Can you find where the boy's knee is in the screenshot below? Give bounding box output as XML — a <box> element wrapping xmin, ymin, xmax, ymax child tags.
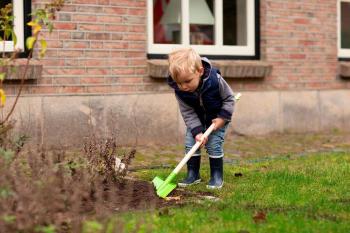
<box><xmin>205</xmin><ymin>142</ymin><xmax>223</xmax><ymax>158</ymax></box>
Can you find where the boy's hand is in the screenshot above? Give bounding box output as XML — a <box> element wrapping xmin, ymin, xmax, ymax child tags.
<box><xmin>195</xmin><ymin>133</ymin><xmax>208</xmax><ymax>147</ymax></box>
<box><xmin>212</xmin><ymin>118</ymin><xmax>225</xmax><ymax>130</ymax></box>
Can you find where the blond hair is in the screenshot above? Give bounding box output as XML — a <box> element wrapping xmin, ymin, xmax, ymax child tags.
<box><xmin>168</xmin><ymin>47</ymin><xmax>202</xmax><ymax>81</ymax></box>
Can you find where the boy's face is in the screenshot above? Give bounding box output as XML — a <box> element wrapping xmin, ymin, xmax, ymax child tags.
<box><xmin>175</xmin><ymin>67</ymin><xmax>204</xmax><ymax>92</ymax></box>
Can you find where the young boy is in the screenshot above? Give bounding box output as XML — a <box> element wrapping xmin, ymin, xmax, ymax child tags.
<box><xmin>167</xmin><ymin>47</ymin><xmax>235</xmax><ymax>189</ymax></box>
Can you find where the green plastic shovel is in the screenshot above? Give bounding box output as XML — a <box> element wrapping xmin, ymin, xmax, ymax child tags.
<box><xmin>152</xmin><ymin>123</ymin><xmax>216</xmax><ymax>198</ymax></box>
<box><xmin>152</xmin><ymin>93</ymin><xmax>242</xmax><ymax>198</ymax></box>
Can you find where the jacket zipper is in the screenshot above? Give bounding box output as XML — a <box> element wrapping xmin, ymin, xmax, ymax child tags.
<box><xmin>199</xmin><ymin>93</ymin><xmax>207</xmax><ymax>126</ymax></box>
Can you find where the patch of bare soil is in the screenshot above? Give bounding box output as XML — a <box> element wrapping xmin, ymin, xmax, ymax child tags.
<box><xmin>93</xmin><ymin>178</ymin><xmax>201</xmax><ymax>213</ymax></box>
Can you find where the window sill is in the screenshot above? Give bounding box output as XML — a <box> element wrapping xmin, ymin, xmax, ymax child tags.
<box><xmin>148</xmin><ymin>60</ymin><xmax>272</xmax><ymax>79</ymax></box>
<box><xmin>339</xmin><ymin>62</ymin><xmax>350</xmax><ymax>79</ymax></box>
<box><xmin>0</xmin><ymin>59</ymin><xmax>42</xmax><ymax>81</ymax></box>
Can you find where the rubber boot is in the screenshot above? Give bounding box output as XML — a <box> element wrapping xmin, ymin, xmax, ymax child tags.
<box><xmin>207</xmin><ymin>157</ymin><xmax>223</xmax><ymax>189</ymax></box>
<box><xmin>178</xmin><ymin>156</ymin><xmax>201</xmax><ymax>187</ymax></box>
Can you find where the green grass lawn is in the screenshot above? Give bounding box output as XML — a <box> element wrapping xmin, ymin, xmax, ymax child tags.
<box><xmin>114</xmin><ymin>151</ymin><xmax>350</xmax><ymax>233</ymax></box>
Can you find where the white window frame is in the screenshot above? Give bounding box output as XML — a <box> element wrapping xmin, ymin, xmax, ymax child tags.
<box><xmin>338</xmin><ymin>0</ymin><xmax>350</xmax><ymax>58</ymax></box>
<box><xmin>0</xmin><ymin>0</ymin><xmax>25</xmax><ymax>52</ymax></box>
<box><xmin>147</xmin><ymin>0</ymin><xmax>256</xmax><ymax>56</ymax></box>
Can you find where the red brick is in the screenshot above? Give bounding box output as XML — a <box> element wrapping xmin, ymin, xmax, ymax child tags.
<box><xmin>37</xmin><ymin>77</ymin><xmax>53</xmax><ymax>85</ymax></box>
<box><xmin>72</xmin><ymin>0</ymin><xmax>97</xmax><ymax>4</ymax></box>
<box><xmin>57</xmin><ymin>50</ymin><xmax>84</xmax><ymax>57</ymax></box>
<box><xmin>129</xmin><ymin>59</ymin><xmax>146</xmax><ymax>66</ymax></box>
<box><xmin>111</xmin><ymin>68</ymin><xmax>135</xmax><ymax>75</ymax></box>
<box><xmin>63</xmin><ymin>41</ymin><xmax>89</xmax><ymax>49</ymax></box>
<box><xmin>46</xmin><ymin>68</ymin><xmax>86</xmax><ymax>76</ymax></box>
<box><xmin>86</xmin><ymin>85</ymin><xmax>112</xmax><ymax>93</ymax></box>
<box><xmin>128</xmin><ymin>25</ymin><xmax>146</xmax><ymax>33</ymax></box>
<box><xmin>61</xmin><ymin>5</ymin><xmax>77</xmax><ymax>12</ymax></box>
<box><xmin>44</xmin><ymin>40</ymin><xmax>63</xmax><ymax>48</ymax></box>
<box><xmin>41</xmin><ymin>59</ymin><xmax>65</xmax><ymax>66</ymax></box>
<box><xmin>76</xmin><ymin>6</ymin><xmax>104</xmax><ymax>13</ymax></box>
<box><xmin>103</xmin><ymin>7</ymin><xmax>128</xmax><ymax>15</ymax></box>
<box><xmin>80</xmin><ymin>77</ymin><xmax>105</xmax><ymax>84</ymax></box>
<box><xmin>123</xmin><ymin>33</ymin><xmax>146</xmax><ymax>41</ymax></box>
<box><xmin>105</xmin><ymin>25</ymin><xmax>128</xmax><ymax>32</ymax></box>
<box><xmin>97</xmin><ymin>15</ymin><xmax>122</xmax><ymax>23</ymax></box>
<box><xmin>86</xmin><ymin>33</ymin><xmax>111</xmax><ymax>40</ymax></box>
<box><xmin>128</xmin><ymin>43</ymin><xmax>146</xmax><ymax>50</ymax></box>
<box><xmin>124</xmin><ymin>52</ymin><xmax>145</xmax><ymax>58</ymax></box>
<box><xmin>294</xmin><ymin>18</ymin><xmax>310</xmax><ymax>24</ymax></box>
<box><xmin>90</xmin><ymin>42</ymin><xmax>104</xmax><ymax>49</ymax></box>
<box><xmin>122</xmin><ymin>16</ymin><xmax>145</xmax><ymax>24</ymax></box>
<box><xmin>84</xmin><ymin>51</ymin><xmax>110</xmax><ymax>58</ymax></box>
<box><xmin>117</xmin><ymin>77</ymin><xmax>142</xmax><ymax>84</ymax></box>
<box><xmin>135</xmin><ymin>68</ymin><xmax>147</xmax><ymax>75</ymax></box>
<box><xmin>53</xmin><ymin>22</ymin><xmax>77</xmax><ymax>30</ymax></box>
<box><xmin>72</xmin><ymin>14</ymin><xmax>98</xmax><ymax>22</ymax></box>
<box><xmin>109</xmin><ymin>0</ymin><xmax>146</xmax><ymax>7</ymax></box>
<box><xmin>289</xmin><ymin>54</ymin><xmax>306</xmax><ymax>59</ymax></box>
<box><xmin>53</xmin><ymin>77</ymin><xmax>80</xmax><ymax>85</ymax></box>
<box><xmin>128</xmin><ymin>8</ymin><xmax>146</xmax><ymax>15</ymax></box>
<box><xmin>59</xmin><ymin>32</ymin><xmax>71</xmax><ymax>39</ymax></box>
<box><xmin>31</xmin><ymin>86</ymin><xmax>58</xmax><ymax>94</ymax></box>
<box><xmin>79</xmin><ymin>24</ymin><xmax>105</xmax><ymax>32</ymax></box>
<box><xmin>86</xmin><ymin>68</ymin><xmax>109</xmax><ymax>75</ymax></box>
<box><xmin>103</xmin><ymin>42</ymin><xmax>128</xmax><ymax>49</ymax></box>
<box><xmin>98</xmin><ymin>0</ymin><xmax>109</xmax><ymax>5</ymax></box>
<box><xmin>107</xmin><ymin>59</ymin><xmax>129</xmax><ymax>66</ymax></box>
<box><xmin>110</xmin><ymin>85</ymin><xmax>137</xmax><ymax>93</ymax></box>
<box><xmin>59</xmin><ymin>86</ymin><xmax>86</xmax><ymax>94</ymax></box>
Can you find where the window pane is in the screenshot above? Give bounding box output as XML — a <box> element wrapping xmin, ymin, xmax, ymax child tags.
<box><xmin>190</xmin><ymin>0</ymin><xmax>214</xmax><ymax>45</ymax></box>
<box><xmin>153</xmin><ymin>0</ymin><xmax>181</xmax><ymax>44</ymax></box>
<box><xmin>223</xmin><ymin>0</ymin><xmax>247</xmax><ymax>46</ymax></box>
<box><xmin>341</xmin><ymin>2</ymin><xmax>350</xmax><ymax>49</ymax></box>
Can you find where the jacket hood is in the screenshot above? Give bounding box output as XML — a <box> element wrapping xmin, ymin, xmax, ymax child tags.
<box><xmin>167</xmin><ymin>57</ymin><xmax>212</xmax><ymax>90</ymax></box>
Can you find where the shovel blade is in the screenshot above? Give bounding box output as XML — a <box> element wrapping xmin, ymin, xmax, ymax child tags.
<box><xmin>152</xmin><ymin>176</ymin><xmax>177</xmax><ymax>198</ymax></box>
<box><xmin>156</xmin><ymin>182</ymin><xmax>177</xmax><ymax>198</ymax></box>
<box><xmin>152</xmin><ymin>176</ymin><xmax>164</xmax><ymax>190</ymax></box>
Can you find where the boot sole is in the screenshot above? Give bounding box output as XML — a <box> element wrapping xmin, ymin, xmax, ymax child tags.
<box><xmin>178</xmin><ymin>179</ymin><xmax>201</xmax><ymax>187</ymax></box>
<box><xmin>206</xmin><ymin>182</ymin><xmax>224</xmax><ymax>190</ymax></box>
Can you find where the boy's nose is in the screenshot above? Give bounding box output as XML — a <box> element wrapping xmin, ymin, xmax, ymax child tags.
<box><xmin>179</xmin><ymin>83</ymin><xmax>188</xmax><ymax>91</ymax></box>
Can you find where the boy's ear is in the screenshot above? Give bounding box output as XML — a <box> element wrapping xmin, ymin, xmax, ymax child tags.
<box><xmin>198</xmin><ymin>66</ymin><xmax>204</xmax><ymax>75</ymax></box>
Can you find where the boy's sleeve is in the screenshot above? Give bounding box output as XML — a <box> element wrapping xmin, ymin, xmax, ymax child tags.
<box><xmin>175</xmin><ymin>94</ymin><xmax>204</xmax><ymax>137</ymax></box>
<box><xmin>217</xmin><ymin>73</ymin><xmax>235</xmax><ymax>121</ymax></box>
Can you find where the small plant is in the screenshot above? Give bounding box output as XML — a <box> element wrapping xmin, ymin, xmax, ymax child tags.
<box><xmin>84</xmin><ymin>134</ymin><xmax>136</xmax><ymax>183</ymax></box>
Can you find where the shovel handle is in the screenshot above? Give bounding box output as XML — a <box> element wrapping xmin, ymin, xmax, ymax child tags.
<box><xmin>173</xmin><ymin>123</ymin><xmax>216</xmax><ymax>174</ymax></box>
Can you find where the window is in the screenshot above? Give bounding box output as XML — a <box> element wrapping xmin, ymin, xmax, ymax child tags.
<box><xmin>147</xmin><ymin>0</ymin><xmax>259</xmax><ymax>58</ymax></box>
<box><xmin>339</xmin><ymin>0</ymin><xmax>350</xmax><ymax>58</ymax></box>
<box><xmin>0</xmin><ymin>0</ymin><xmax>31</xmax><ymax>53</ymax></box>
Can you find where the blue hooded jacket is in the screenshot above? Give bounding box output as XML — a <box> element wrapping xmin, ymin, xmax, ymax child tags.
<box><xmin>168</xmin><ymin>58</ymin><xmax>235</xmax><ymax>137</ymax></box>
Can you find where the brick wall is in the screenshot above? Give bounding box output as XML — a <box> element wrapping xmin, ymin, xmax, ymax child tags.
<box><xmin>257</xmin><ymin>0</ymin><xmax>349</xmax><ymax>91</ymax></box>
<box><xmin>4</xmin><ymin>0</ymin><xmax>350</xmax><ymax>95</ymax></box>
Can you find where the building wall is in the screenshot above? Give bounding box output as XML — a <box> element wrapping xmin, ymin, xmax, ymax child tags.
<box><xmin>2</xmin><ymin>0</ymin><xmax>350</xmax><ymax>147</ymax></box>
<box><xmin>259</xmin><ymin>0</ymin><xmax>347</xmax><ymax>90</ymax></box>
<box><xmin>3</xmin><ymin>0</ymin><xmax>348</xmax><ymax>95</ymax></box>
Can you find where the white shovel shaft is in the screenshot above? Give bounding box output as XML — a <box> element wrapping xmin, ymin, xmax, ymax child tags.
<box><xmin>173</xmin><ymin>123</ymin><xmax>216</xmax><ymax>174</ymax></box>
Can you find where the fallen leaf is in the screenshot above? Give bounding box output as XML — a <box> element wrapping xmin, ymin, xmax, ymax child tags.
<box><xmin>165</xmin><ymin>196</ymin><xmax>181</xmax><ymax>201</ymax></box>
<box><xmin>253</xmin><ymin>211</ymin><xmax>267</xmax><ymax>223</ymax></box>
